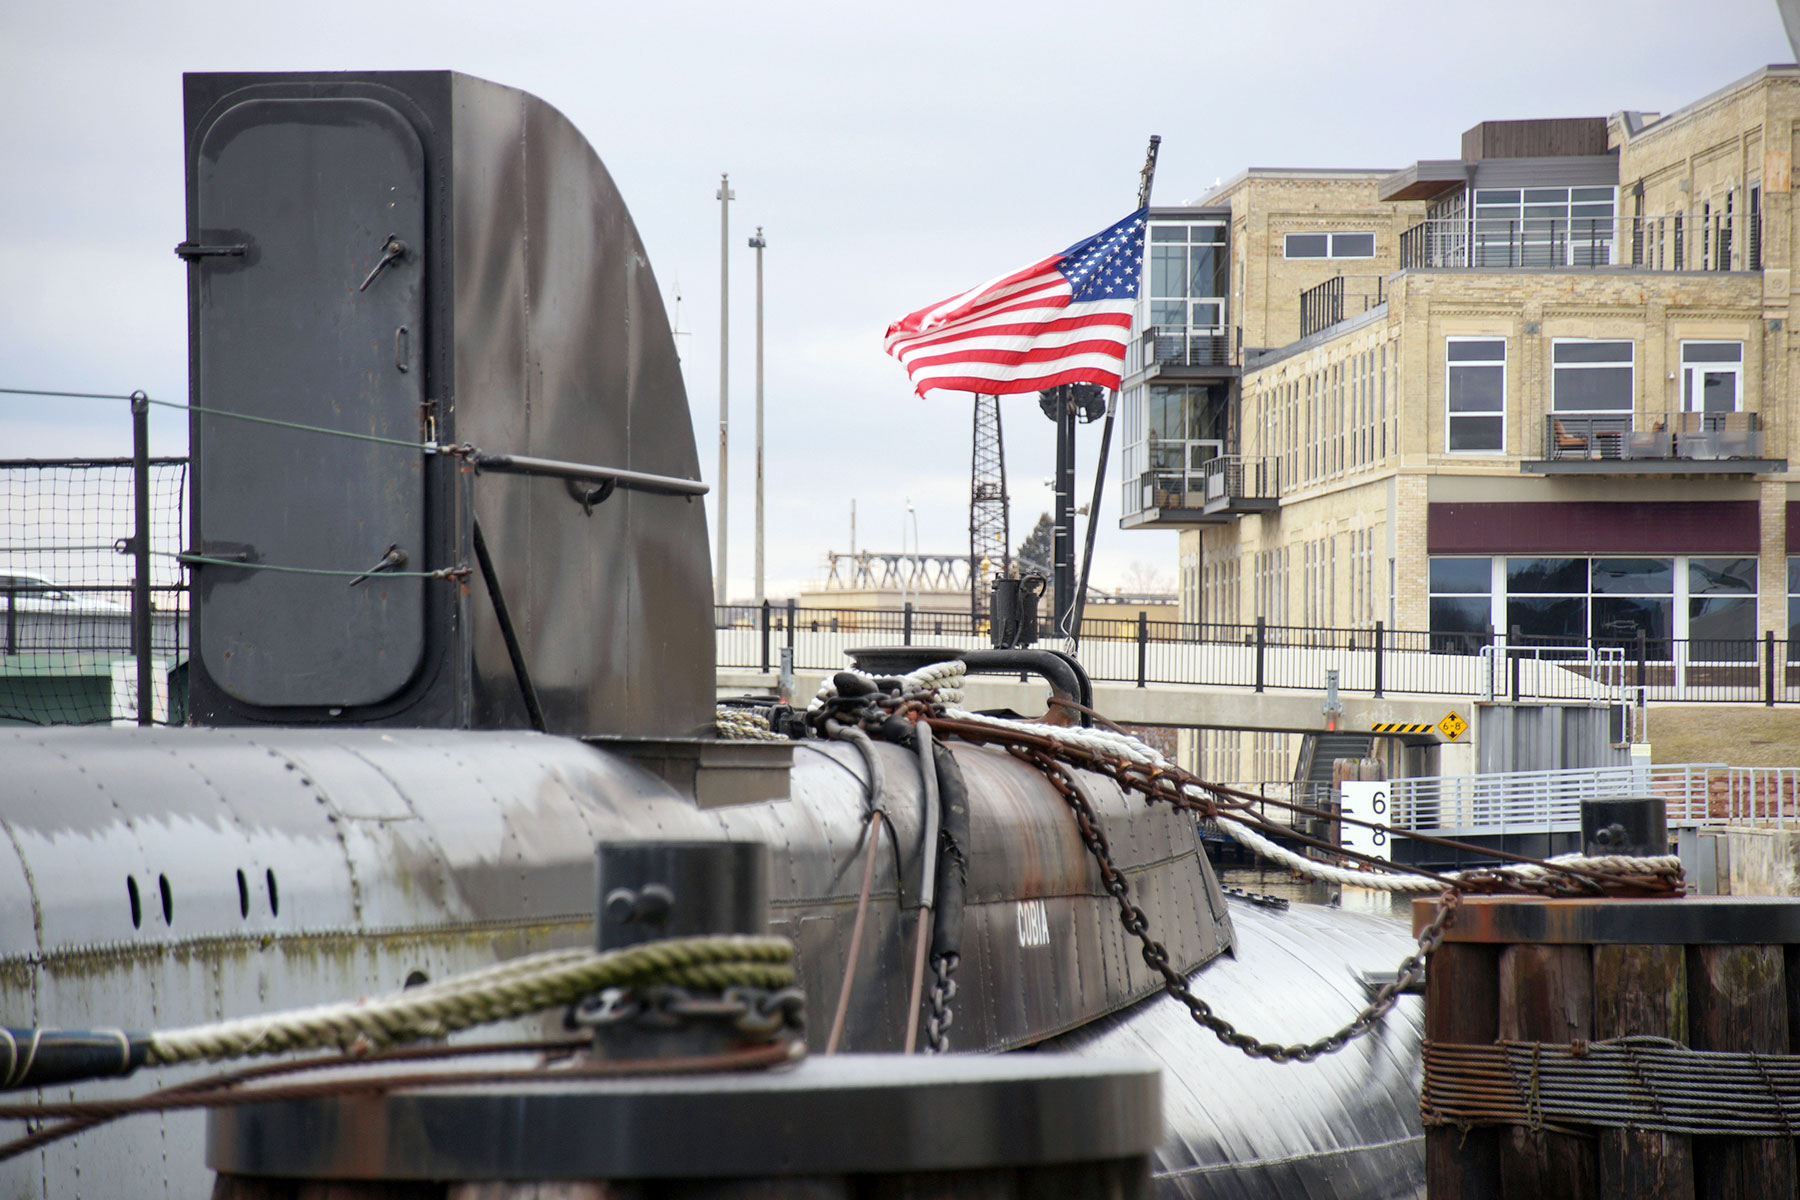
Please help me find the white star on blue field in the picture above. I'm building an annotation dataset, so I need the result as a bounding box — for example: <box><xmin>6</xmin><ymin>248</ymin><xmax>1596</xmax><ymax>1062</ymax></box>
<box><xmin>1060</xmin><ymin>210</ymin><xmax>1147</xmax><ymax>301</ymax></box>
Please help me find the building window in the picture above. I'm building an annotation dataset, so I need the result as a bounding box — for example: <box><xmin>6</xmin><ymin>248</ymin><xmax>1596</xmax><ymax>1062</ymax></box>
<box><xmin>1445</xmin><ymin>338</ymin><xmax>1505</xmax><ymax>453</ymax></box>
<box><xmin>1473</xmin><ymin>186</ymin><xmax>1615</xmax><ymax>266</ymax></box>
<box><xmin>1590</xmin><ymin>558</ymin><xmax>1675</xmax><ymax>656</ymax></box>
<box><xmin>1283</xmin><ymin>232</ymin><xmax>1376</xmax><ymax>260</ymax></box>
<box><xmin>1429</xmin><ymin>557</ymin><xmax>1492</xmax><ymax>653</ymax></box>
<box><xmin>1788</xmin><ymin>556</ymin><xmax>1800</xmax><ymax>663</ymax></box>
<box><xmin>1689</xmin><ymin>557</ymin><xmax>1757</xmax><ymax>660</ymax></box>
<box><xmin>1148</xmin><ymin>223</ymin><xmax>1227</xmax><ymax>333</ymax></box>
<box><xmin>1428</xmin><ymin>554</ymin><xmax>1757</xmax><ymax>661</ymax></box>
<box><xmin>1750</xmin><ymin>185</ymin><xmax>1762</xmax><ymax>271</ymax></box>
<box><xmin>1680</xmin><ymin>341</ymin><xmax>1743</xmax><ymax>414</ymax></box>
<box><xmin>1551</xmin><ymin>340</ymin><xmax>1633</xmax><ymax>412</ymax></box>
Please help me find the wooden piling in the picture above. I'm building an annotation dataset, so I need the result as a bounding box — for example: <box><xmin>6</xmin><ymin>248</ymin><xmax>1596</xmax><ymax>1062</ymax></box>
<box><xmin>1688</xmin><ymin>944</ymin><xmax>1792</xmax><ymax>1196</ymax></box>
<box><xmin>1422</xmin><ymin>897</ymin><xmax>1800</xmax><ymax>1200</ymax></box>
<box><xmin>1497</xmin><ymin>944</ymin><xmax>1595</xmax><ymax>1199</ymax></box>
<box><xmin>1425</xmin><ymin>941</ymin><xmax>1501</xmax><ymax>1200</ymax></box>
<box><xmin>1592</xmin><ymin>944</ymin><xmax>1692</xmax><ymax>1200</ymax></box>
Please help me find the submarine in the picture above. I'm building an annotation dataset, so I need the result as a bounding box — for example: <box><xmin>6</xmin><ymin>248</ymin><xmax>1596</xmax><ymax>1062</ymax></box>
<box><xmin>0</xmin><ymin>70</ymin><xmax>1424</xmax><ymax>1198</ymax></box>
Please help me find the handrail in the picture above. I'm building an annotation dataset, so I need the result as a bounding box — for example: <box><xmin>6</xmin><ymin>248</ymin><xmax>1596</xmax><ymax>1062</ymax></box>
<box><xmin>464</xmin><ymin>450</ymin><xmax>708</xmax><ymax>497</ymax></box>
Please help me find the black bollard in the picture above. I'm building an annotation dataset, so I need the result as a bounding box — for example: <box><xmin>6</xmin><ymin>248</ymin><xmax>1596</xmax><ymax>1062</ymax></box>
<box><xmin>1581</xmin><ymin>797</ymin><xmax>1668</xmax><ymax>858</ymax></box>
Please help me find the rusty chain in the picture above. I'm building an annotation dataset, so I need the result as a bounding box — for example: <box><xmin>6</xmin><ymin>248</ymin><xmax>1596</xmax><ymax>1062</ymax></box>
<box><xmin>1012</xmin><ymin>742</ymin><xmax>1461</xmax><ymax>1064</ymax></box>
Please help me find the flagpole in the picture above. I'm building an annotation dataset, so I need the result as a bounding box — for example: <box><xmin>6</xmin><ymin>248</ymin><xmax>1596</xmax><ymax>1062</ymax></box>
<box><xmin>715</xmin><ymin>173</ymin><xmax>734</xmax><ymax>606</ymax></box>
<box><xmin>1070</xmin><ymin>135</ymin><xmax>1160</xmax><ymax>653</ymax></box>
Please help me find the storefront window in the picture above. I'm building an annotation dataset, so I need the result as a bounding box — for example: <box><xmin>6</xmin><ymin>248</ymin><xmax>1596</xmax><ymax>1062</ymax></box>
<box><xmin>1425</xmin><ymin>554</ymin><xmax>1758</xmax><ymax>662</ymax></box>
<box><xmin>1428</xmin><ymin>557</ymin><xmax>1491</xmax><ymax>653</ymax></box>
<box><xmin>1689</xmin><ymin>557</ymin><xmax>1757</xmax><ymax>660</ymax></box>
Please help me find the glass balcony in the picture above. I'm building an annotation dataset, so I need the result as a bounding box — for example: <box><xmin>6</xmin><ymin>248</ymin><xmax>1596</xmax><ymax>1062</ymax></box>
<box><xmin>1528</xmin><ymin>412</ymin><xmax>1780</xmax><ymax>475</ymax></box>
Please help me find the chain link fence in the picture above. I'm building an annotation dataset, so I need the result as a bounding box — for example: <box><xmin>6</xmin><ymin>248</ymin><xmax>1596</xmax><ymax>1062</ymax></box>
<box><xmin>0</xmin><ymin>456</ymin><xmax>189</xmax><ymax>725</ymax></box>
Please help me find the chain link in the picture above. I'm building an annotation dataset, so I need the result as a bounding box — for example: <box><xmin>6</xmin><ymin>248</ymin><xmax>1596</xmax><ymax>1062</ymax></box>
<box><xmin>925</xmin><ymin>953</ymin><xmax>958</xmax><ymax>1053</ymax></box>
<box><xmin>568</xmin><ymin>985</ymin><xmax>805</xmax><ymax>1040</ymax></box>
<box><xmin>1011</xmin><ymin>743</ymin><xmax>1460</xmax><ymax>1064</ymax></box>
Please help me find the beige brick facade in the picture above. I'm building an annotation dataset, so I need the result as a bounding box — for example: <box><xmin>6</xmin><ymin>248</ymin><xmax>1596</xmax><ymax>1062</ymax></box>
<box><xmin>1136</xmin><ymin>65</ymin><xmax>1800</xmax><ymax>784</ymax></box>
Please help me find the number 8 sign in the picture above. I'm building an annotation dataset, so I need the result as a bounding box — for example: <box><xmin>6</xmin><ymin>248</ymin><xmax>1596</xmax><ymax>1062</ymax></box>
<box><xmin>1338</xmin><ymin>781</ymin><xmax>1393</xmax><ymax>862</ymax></box>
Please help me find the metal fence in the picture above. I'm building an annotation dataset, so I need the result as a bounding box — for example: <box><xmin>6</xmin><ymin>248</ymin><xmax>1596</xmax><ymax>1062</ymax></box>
<box><xmin>1399</xmin><ymin>213</ymin><xmax>1759</xmax><ymax>273</ymax></box>
<box><xmin>1297</xmin><ymin>275</ymin><xmax>1385</xmax><ymax>338</ymax></box>
<box><xmin>1</xmin><ymin>446</ymin><xmax>189</xmax><ymax>726</ymax></box>
<box><xmin>717</xmin><ymin>607</ymin><xmax>1800</xmax><ymax>707</ymax></box>
<box><xmin>1385</xmin><ymin>763</ymin><xmax>1800</xmax><ymax>839</ymax></box>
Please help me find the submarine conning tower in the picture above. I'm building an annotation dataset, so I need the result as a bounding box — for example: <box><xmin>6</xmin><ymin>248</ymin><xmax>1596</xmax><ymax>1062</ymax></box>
<box><xmin>181</xmin><ymin>70</ymin><xmax>713</xmax><ymax>736</ymax></box>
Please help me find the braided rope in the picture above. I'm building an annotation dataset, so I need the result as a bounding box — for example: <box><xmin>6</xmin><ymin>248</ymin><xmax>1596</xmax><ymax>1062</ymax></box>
<box><xmin>716</xmin><ymin>708</ymin><xmax>787</xmax><ymax>741</ymax></box>
<box><xmin>147</xmin><ymin>935</ymin><xmax>793</xmax><ymax>1065</ymax></box>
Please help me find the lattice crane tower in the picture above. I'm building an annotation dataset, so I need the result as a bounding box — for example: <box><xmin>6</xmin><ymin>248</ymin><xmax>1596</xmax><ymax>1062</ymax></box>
<box><xmin>969</xmin><ymin>393</ymin><xmax>1010</xmax><ymax>618</ymax></box>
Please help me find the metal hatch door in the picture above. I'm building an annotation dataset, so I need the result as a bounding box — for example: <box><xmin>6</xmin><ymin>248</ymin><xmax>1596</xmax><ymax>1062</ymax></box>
<box><xmin>194</xmin><ymin>97</ymin><xmax>427</xmax><ymax>709</ymax></box>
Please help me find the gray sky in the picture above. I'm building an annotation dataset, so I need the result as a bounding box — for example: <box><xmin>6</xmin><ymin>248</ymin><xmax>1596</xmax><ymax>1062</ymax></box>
<box><xmin>0</xmin><ymin>0</ymin><xmax>1789</xmax><ymax>600</ymax></box>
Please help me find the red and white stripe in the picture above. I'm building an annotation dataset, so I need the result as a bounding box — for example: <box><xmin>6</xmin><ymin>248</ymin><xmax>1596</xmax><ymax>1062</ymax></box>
<box><xmin>884</xmin><ymin>255</ymin><xmax>1133</xmax><ymax>398</ymax></box>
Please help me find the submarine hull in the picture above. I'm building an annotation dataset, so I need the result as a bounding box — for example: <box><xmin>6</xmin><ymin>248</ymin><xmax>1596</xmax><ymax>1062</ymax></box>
<box><xmin>0</xmin><ymin>725</ymin><xmax>1421</xmax><ymax>1197</ymax></box>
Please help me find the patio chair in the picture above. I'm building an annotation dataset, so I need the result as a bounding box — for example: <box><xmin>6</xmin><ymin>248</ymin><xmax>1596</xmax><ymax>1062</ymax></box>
<box><xmin>1552</xmin><ymin>418</ymin><xmax>1588</xmax><ymax>459</ymax></box>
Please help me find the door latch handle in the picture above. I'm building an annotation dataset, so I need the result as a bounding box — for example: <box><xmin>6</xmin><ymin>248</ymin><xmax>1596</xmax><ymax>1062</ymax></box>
<box><xmin>358</xmin><ymin>235</ymin><xmax>408</xmax><ymax>292</ymax></box>
<box><xmin>349</xmin><ymin>544</ymin><xmax>407</xmax><ymax>587</ymax></box>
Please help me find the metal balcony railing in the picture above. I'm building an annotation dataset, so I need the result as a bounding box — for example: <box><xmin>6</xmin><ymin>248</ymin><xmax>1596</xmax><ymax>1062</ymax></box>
<box><xmin>1297</xmin><ymin>275</ymin><xmax>1385</xmax><ymax>338</ymax></box>
<box><xmin>1399</xmin><ymin>213</ymin><xmax>1762</xmax><ymax>272</ymax></box>
<box><xmin>1197</xmin><ymin>454</ymin><xmax>1279</xmax><ymax>507</ymax></box>
<box><xmin>1139</xmin><ymin>326</ymin><xmax>1234</xmax><ymax>369</ymax></box>
<box><xmin>1541</xmin><ymin>411</ymin><xmax>1764</xmax><ymax>463</ymax></box>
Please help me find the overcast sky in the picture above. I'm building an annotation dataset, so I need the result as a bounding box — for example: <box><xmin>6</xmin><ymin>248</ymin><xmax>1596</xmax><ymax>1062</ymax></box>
<box><xmin>0</xmin><ymin>0</ymin><xmax>1789</xmax><ymax>600</ymax></box>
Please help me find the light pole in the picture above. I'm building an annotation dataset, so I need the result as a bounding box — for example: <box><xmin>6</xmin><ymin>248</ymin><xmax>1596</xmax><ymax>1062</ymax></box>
<box><xmin>900</xmin><ymin>499</ymin><xmax>917</xmax><ymax>612</ymax></box>
<box><xmin>715</xmin><ymin>173</ymin><xmax>733</xmax><ymax>606</ymax></box>
<box><xmin>748</xmin><ymin>225</ymin><xmax>766</xmax><ymax>607</ymax></box>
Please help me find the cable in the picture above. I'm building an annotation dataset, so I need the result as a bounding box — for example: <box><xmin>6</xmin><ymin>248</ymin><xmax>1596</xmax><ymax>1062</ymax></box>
<box><xmin>825</xmin><ymin>812</ymin><xmax>884</xmax><ymax>1055</ymax></box>
<box><xmin>0</xmin><ymin>387</ymin><xmax>433</xmax><ymax>451</ymax></box>
<box><xmin>903</xmin><ymin>719</ymin><xmax>942</xmax><ymax>1055</ymax></box>
<box><xmin>167</xmin><ymin>552</ymin><xmax>468</xmax><ymax>582</ymax></box>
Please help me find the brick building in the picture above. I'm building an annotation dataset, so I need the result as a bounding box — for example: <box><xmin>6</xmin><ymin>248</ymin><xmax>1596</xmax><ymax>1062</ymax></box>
<box><xmin>1118</xmin><ymin>64</ymin><xmax>1797</xmax><ymax>783</ymax></box>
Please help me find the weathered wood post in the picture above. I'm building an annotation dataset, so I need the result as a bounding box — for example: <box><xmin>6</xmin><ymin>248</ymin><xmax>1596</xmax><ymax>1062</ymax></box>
<box><xmin>1421</xmin><ymin>893</ymin><xmax>1800</xmax><ymax>1200</ymax></box>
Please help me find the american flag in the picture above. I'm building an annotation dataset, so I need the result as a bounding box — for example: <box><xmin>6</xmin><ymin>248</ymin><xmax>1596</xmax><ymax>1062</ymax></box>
<box><xmin>884</xmin><ymin>208</ymin><xmax>1148</xmax><ymax>398</ymax></box>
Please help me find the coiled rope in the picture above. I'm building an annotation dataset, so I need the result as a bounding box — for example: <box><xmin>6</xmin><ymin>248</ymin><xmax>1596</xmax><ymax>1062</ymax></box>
<box><xmin>716</xmin><ymin>707</ymin><xmax>787</xmax><ymax>740</ymax></box>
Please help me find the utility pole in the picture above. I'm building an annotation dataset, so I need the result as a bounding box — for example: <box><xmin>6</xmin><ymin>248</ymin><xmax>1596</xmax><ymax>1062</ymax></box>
<box><xmin>748</xmin><ymin>226</ymin><xmax>767</xmax><ymax>607</ymax></box>
<box><xmin>715</xmin><ymin>173</ymin><xmax>734</xmax><ymax>605</ymax></box>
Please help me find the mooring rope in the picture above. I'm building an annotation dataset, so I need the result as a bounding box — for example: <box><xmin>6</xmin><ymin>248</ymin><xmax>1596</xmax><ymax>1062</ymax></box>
<box><xmin>716</xmin><ymin>707</ymin><xmax>787</xmax><ymax>740</ymax></box>
<box><xmin>144</xmin><ymin>935</ymin><xmax>793</xmax><ymax>1066</ymax></box>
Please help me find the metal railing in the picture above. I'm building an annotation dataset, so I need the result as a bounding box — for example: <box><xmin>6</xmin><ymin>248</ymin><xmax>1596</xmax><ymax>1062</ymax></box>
<box><xmin>1540</xmin><ymin>411</ymin><xmax>1765</xmax><ymax>463</ymax></box>
<box><xmin>1485</xmin><ymin>632</ymin><xmax>1797</xmax><ymax>705</ymax></box>
<box><xmin>1679</xmin><ymin>766</ymin><xmax>1800</xmax><ymax>828</ymax></box>
<box><xmin>717</xmin><ymin>609</ymin><xmax>1800</xmax><ymax>707</ymax></box>
<box><xmin>1399</xmin><ymin>213</ymin><xmax>1762</xmax><ymax>273</ymax></box>
<box><xmin>1197</xmin><ymin>455</ymin><xmax>1279</xmax><ymax>508</ymax></box>
<box><xmin>1387</xmin><ymin>763</ymin><xmax>1725</xmax><ymax>839</ymax></box>
<box><xmin>1139</xmin><ymin>326</ymin><xmax>1234</xmax><ymax>368</ymax></box>
<box><xmin>1297</xmin><ymin>275</ymin><xmax>1385</xmax><ymax>338</ymax></box>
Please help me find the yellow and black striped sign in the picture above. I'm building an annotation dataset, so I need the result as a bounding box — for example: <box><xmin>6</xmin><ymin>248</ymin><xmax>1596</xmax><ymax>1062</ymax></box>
<box><xmin>1370</xmin><ymin>721</ymin><xmax>1435</xmax><ymax>735</ymax></box>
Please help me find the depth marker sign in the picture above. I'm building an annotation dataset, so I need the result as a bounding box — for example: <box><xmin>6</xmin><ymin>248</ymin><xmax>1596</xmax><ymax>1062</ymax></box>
<box><xmin>1338</xmin><ymin>781</ymin><xmax>1392</xmax><ymax>863</ymax></box>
